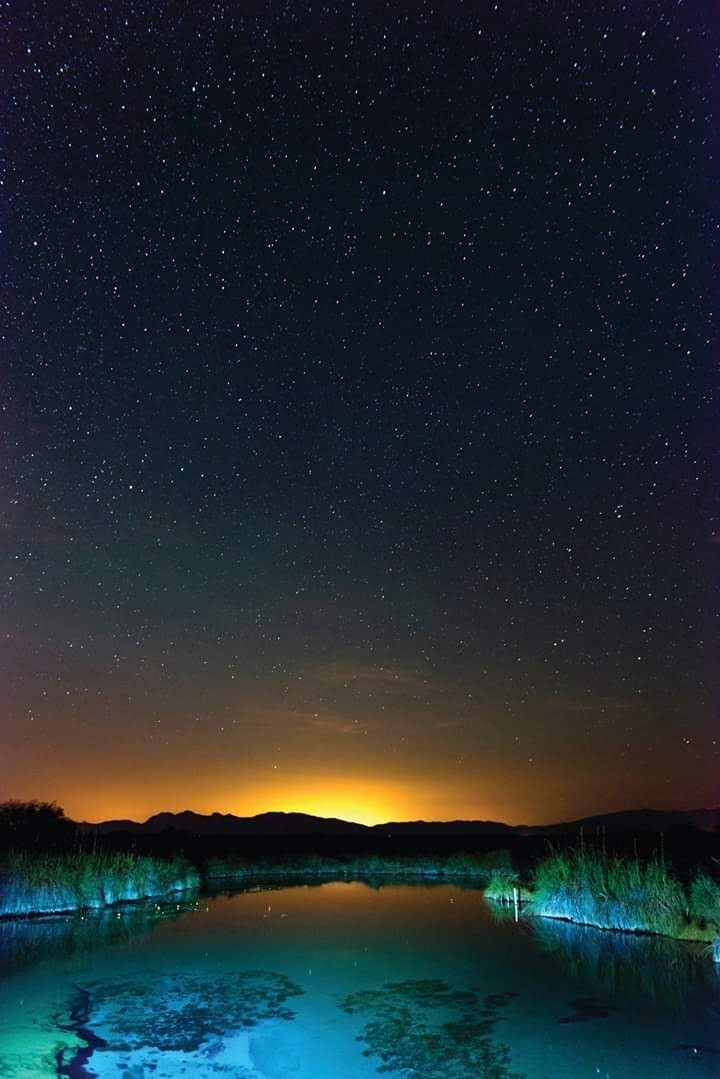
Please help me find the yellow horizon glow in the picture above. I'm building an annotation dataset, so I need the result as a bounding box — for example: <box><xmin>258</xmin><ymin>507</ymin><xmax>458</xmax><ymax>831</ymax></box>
<box><xmin>10</xmin><ymin>744</ymin><xmax>706</xmax><ymax>827</ymax></box>
<box><xmin>230</xmin><ymin>778</ymin><xmax>420</xmax><ymax>826</ymax></box>
<box><xmin>9</xmin><ymin>765</ymin><xmax>665</xmax><ymax>828</ymax></box>
<box><xmin>78</xmin><ymin>779</ymin><xmax>420</xmax><ymax>827</ymax></box>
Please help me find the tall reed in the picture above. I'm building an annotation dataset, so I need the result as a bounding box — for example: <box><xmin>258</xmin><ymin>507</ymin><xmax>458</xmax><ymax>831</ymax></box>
<box><xmin>528</xmin><ymin>845</ymin><xmax>692</xmax><ymax>937</ymax></box>
<box><xmin>0</xmin><ymin>850</ymin><xmax>199</xmax><ymax>916</ymax></box>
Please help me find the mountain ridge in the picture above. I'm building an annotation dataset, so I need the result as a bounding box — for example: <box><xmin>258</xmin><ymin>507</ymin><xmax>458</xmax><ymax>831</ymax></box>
<box><xmin>79</xmin><ymin>806</ymin><xmax>720</xmax><ymax>836</ymax></box>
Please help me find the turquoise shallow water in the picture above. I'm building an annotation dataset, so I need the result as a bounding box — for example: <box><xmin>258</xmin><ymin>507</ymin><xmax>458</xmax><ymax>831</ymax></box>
<box><xmin>0</xmin><ymin>880</ymin><xmax>718</xmax><ymax>1077</ymax></box>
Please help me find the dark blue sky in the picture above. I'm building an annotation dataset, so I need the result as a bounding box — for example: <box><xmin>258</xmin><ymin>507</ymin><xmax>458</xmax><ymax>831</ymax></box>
<box><xmin>2</xmin><ymin>0</ymin><xmax>717</xmax><ymax>823</ymax></box>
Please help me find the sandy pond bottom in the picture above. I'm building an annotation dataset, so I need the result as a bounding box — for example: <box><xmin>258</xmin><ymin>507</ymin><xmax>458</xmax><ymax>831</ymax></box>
<box><xmin>0</xmin><ymin>880</ymin><xmax>718</xmax><ymax>1078</ymax></box>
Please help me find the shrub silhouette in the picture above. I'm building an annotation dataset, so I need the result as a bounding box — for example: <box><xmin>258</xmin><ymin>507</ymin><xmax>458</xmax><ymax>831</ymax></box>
<box><xmin>0</xmin><ymin>800</ymin><xmax>75</xmax><ymax>851</ymax></box>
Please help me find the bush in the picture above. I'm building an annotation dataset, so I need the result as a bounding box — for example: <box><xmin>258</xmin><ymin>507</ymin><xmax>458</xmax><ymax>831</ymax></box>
<box><xmin>0</xmin><ymin>800</ymin><xmax>75</xmax><ymax>851</ymax></box>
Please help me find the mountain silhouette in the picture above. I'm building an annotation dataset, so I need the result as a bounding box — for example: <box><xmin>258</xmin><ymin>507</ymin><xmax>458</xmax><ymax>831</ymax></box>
<box><xmin>80</xmin><ymin>806</ymin><xmax>720</xmax><ymax>837</ymax></box>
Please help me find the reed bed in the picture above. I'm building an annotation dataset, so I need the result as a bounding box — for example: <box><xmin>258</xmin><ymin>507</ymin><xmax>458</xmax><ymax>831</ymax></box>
<box><xmin>0</xmin><ymin>851</ymin><xmax>199</xmax><ymax>916</ymax></box>
<box><xmin>529</xmin><ymin>847</ymin><xmax>686</xmax><ymax>935</ymax></box>
<box><xmin>485</xmin><ymin>844</ymin><xmax>720</xmax><ymax>947</ymax></box>
<box><xmin>205</xmin><ymin>849</ymin><xmax>513</xmax><ymax>883</ymax></box>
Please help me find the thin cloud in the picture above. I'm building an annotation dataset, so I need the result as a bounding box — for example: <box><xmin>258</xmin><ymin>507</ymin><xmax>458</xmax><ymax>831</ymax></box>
<box><xmin>313</xmin><ymin>661</ymin><xmax>439</xmax><ymax>694</ymax></box>
<box><xmin>300</xmin><ymin>715</ymin><xmax>366</xmax><ymax>736</ymax></box>
<box><xmin>244</xmin><ymin>704</ymin><xmax>368</xmax><ymax>736</ymax></box>
<box><xmin>553</xmin><ymin>698</ymin><xmax>637</xmax><ymax>714</ymax></box>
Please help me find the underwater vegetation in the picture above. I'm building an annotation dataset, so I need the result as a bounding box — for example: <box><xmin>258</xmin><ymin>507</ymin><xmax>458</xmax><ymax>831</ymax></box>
<box><xmin>0</xmin><ymin>850</ymin><xmax>199</xmax><ymax>916</ymax></box>
<box><xmin>57</xmin><ymin>968</ymin><xmax>304</xmax><ymax>1076</ymax></box>
<box><xmin>340</xmin><ymin>979</ymin><xmax>524</xmax><ymax>1079</ymax></box>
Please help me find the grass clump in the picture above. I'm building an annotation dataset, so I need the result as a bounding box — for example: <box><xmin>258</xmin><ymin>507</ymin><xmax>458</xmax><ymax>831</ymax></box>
<box><xmin>479</xmin><ymin>851</ymin><xmax>530</xmax><ymax>904</ymax></box>
<box><xmin>524</xmin><ymin>843</ymin><xmax>720</xmax><ymax>941</ymax></box>
<box><xmin>0</xmin><ymin>851</ymin><xmax>199</xmax><ymax>916</ymax></box>
<box><xmin>687</xmin><ymin>873</ymin><xmax>720</xmax><ymax>931</ymax></box>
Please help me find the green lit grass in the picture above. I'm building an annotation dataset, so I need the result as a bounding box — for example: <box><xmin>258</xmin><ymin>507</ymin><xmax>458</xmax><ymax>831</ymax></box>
<box><xmin>529</xmin><ymin>847</ymin><xmax>686</xmax><ymax>935</ymax></box>
<box><xmin>486</xmin><ymin>844</ymin><xmax>720</xmax><ymax>947</ymax></box>
<box><xmin>5</xmin><ymin>843</ymin><xmax>719</xmax><ymax>955</ymax></box>
<box><xmin>688</xmin><ymin>872</ymin><xmax>720</xmax><ymax>929</ymax></box>
<box><xmin>0</xmin><ymin>851</ymin><xmax>199</xmax><ymax>916</ymax></box>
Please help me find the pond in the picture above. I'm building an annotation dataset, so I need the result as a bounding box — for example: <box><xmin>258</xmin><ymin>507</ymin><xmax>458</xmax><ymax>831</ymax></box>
<box><xmin>0</xmin><ymin>880</ymin><xmax>718</xmax><ymax>1077</ymax></box>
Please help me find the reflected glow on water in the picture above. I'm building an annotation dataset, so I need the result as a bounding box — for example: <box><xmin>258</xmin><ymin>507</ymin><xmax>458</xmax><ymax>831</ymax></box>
<box><xmin>0</xmin><ymin>881</ymin><xmax>718</xmax><ymax>1077</ymax></box>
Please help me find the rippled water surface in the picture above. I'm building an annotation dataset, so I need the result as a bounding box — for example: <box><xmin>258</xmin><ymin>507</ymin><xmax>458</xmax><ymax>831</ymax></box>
<box><xmin>1</xmin><ymin>880</ymin><xmax>718</xmax><ymax>1077</ymax></box>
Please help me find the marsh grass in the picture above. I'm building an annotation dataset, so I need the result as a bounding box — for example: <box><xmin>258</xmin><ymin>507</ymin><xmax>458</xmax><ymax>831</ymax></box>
<box><xmin>687</xmin><ymin>873</ymin><xmax>720</xmax><ymax>929</ymax></box>
<box><xmin>5</xmin><ymin>841</ymin><xmax>718</xmax><ymax>953</ymax></box>
<box><xmin>0</xmin><ymin>851</ymin><xmax>199</xmax><ymax>916</ymax></box>
<box><xmin>529</xmin><ymin>846</ymin><xmax>687</xmax><ymax>935</ymax></box>
<box><xmin>482</xmin><ymin>858</ymin><xmax>530</xmax><ymax>904</ymax></box>
<box><xmin>205</xmin><ymin>849</ymin><xmax>514</xmax><ymax>884</ymax></box>
<box><xmin>494</xmin><ymin>843</ymin><xmax>720</xmax><ymax>944</ymax></box>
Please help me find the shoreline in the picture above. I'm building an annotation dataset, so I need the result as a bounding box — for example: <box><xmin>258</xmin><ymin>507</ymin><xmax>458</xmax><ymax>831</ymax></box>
<box><xmin>486</xmin><ymin>894</ymin><xmax>720</xmax><ymax>949</ymax></box>
<box><xmin>1</xmin><ymin>846</ymin><xmax>718</xmax><ymax>960</ymax></box>
<box><xmin>0</xmin><ymin>882</ymin><xmax>198</xmax><ymax>921</ymax></box>
<box><xmin>1</xmin><ymin>869</ymin><xmax>718</xmax><ymax>959</ymax></box>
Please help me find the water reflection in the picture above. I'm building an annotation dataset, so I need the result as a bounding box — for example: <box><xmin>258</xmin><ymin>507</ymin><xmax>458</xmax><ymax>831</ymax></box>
<box><xmin>1</xmin><ymin>881</ymin><xmax>718</xmax><ymax>1078</ymax></box>
<box><xmin>0</xmin><ymin>897</ymin><xmax>196</xmax><ymax>974</ymax></box>
<box><xmin>207</xmin><ymin>873</ymin><xmax>486</xmax><ymax>898</ymax></box>
<box><xmin>529</xmin><ymin>915</ymin><xmax>716</xmax><ymax>1010</ymax></box>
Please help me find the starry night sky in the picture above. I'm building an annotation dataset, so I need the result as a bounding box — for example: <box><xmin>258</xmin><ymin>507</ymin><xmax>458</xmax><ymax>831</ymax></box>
<box><xmin>2</xmin><ymin>1</ymin><xmax>718</xmax><ymax>825</ymax></box>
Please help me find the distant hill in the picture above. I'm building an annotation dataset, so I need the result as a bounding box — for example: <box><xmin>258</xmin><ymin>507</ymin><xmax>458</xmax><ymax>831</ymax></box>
<box><xmin>530</xmin><ymin>807</ymin><xmax>720</xmax><ymax>835</ymax></box>
<box><xmin>80</xmin><ymin>806</ymin><xmax>720</xmax><ymax>837</ymax></box>
<box><xmin>85</xmin><ymin>810</ymin><xmax>368</xmax><ymax>837</ymax></box>
<box><xmin>370</xmin><ymin>819</ymin><xmax>516</xmax><ymax>836</ymax></box>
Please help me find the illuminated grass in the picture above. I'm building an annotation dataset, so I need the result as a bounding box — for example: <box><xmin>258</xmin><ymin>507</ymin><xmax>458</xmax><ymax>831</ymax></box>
<box><xmin>529</xmin><ymin>847</ymin><xmax>686</xmax><ymax>935</ymax></box>
<box><xmin>687</xmin><ymin>873</ymin><xmax>720</xmax><ymax>930</ymax></box>
<box><xmin>482</xmin><ymin>857</ymin><xmax>531</xmax><ymax>904</ymax></box>
<box><xmin>486</xmin><ymin>844</ymin><xmax>720</xmax><ymax>947</ymax></box>
<box><xmin>0</xmin><ymin>851</ymin><xmax>199</xmax><ymax>916</ymax></box>
<box><xmin>5</xmin><ymin>843</ymin><xmax>718</xmax><ymax>956</ymax></box>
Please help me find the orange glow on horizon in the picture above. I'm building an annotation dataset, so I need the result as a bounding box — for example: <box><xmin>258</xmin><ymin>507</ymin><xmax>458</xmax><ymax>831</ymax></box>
<box><xmin>76</xmin><ymin>777</ymin><xmax>422</xmax><ymax>826</ymax></box>
<box><xmin>228</xmin><ymin>777</ymin><xmax>420</xmax><ymax>826</ymax></box>
<box><xmin>9</xmin><ymin>739</ymin><xmax>711</xmax><ymax>827</ymax></box>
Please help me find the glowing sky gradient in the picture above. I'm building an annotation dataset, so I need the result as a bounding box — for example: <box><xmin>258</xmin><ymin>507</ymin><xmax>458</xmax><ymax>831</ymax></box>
<box><xmin>3</xmin><ymin>1</ymin><xmax>718</xmax><ymax>825</ymax></box>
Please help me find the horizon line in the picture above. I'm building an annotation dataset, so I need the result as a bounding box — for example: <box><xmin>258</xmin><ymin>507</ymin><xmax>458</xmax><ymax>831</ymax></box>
<box><xmin>77</xmin><ymin>803</ymin><xmax>718</xmax><ymax>829</ymax></box>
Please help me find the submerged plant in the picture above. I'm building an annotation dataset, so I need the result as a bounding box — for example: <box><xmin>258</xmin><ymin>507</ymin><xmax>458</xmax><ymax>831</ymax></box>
<box><xmin>57</xmin><ymin>969</ymin><xmax>304</xmax><ymax>1075</ymax></box>
<box><xmin>340</xmin><ymin>979</ymin><xmax>523</xmax><ymax>1079</ymax></box>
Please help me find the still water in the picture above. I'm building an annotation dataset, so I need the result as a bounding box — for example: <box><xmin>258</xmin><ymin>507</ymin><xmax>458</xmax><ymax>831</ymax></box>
<box><xmin>0</xmin><ymin>880</ymin><xmax>718</xmax><ymax>1078</ymax></box>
